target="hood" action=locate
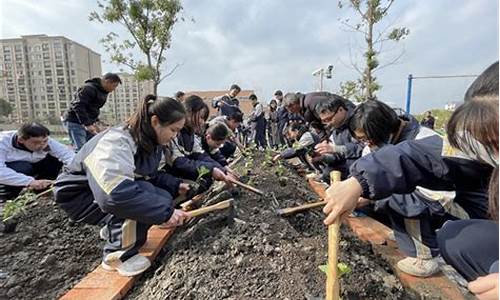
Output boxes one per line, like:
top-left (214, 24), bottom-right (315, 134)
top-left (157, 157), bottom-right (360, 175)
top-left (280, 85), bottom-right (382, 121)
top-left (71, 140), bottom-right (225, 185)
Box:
top-left (84, 77), bottom-right (107, 93)
top-left (398, 115), bottom-right (420, 142)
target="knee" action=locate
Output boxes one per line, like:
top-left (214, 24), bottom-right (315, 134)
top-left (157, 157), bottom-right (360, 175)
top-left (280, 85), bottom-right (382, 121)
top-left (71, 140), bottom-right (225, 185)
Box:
top-left (6, 161), bottom-right (34, 176)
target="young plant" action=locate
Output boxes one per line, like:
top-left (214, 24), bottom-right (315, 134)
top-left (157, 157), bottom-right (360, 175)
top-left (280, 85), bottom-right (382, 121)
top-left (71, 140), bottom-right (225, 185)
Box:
top-left (318, 262), bottom-right (352, 277)
top-left (2, 191), bottom-right (38, 222)
top-left (196, 166), bottom-right (211, 182)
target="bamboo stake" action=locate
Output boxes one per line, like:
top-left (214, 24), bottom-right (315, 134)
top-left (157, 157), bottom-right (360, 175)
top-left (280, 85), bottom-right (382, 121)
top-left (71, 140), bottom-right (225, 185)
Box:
top-left (275, 200), bottom-right (325, 216)
top-left (186, 199), bottom-right (233, 218)
top-left (326, 171), bottom-right (342, 300)
top-left (227, 177), bottom-right (264, 195)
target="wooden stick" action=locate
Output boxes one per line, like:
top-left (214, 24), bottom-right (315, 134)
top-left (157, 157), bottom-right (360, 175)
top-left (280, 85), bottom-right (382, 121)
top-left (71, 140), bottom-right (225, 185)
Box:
top-left (186, 199), bottom-right (233, 218)
top-left (275, 200), bottom-right (325, 216)
top-left (227, 177), bottom-right (264, 195)
top-left (326, 171), bottom-right (342, 300)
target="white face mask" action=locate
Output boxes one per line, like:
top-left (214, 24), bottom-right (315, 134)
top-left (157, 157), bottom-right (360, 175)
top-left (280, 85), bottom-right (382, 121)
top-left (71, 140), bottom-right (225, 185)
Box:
top-left (457, 131), bottom-right (498, 168)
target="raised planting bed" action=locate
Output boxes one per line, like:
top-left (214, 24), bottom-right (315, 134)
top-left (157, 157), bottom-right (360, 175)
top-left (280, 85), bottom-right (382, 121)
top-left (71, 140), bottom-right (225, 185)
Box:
top-left (126, 153), bottom-right (415, 300)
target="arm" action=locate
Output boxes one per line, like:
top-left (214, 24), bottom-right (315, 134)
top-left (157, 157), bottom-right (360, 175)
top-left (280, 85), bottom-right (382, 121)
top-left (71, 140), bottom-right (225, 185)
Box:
top-left (48, 138), bottom-right (75, 165)
top-left (0, 148), bottom-right (34, 186)
top-left (148, 171), bottom-right (182, 198)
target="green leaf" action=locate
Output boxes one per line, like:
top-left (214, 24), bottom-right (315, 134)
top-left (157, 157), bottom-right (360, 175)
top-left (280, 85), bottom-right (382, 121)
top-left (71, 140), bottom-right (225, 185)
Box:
top-left (318, 263), bottom-right (352, 277)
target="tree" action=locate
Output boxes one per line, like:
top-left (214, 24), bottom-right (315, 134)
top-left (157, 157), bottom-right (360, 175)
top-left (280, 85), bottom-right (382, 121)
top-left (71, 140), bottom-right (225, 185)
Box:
top-left (90, 0), bottom-right (184, 95)
top-left (338, 80), bottom-right (363, 102)
top-left (0, 98), bottom-right (13, 117)
top-left (338, 0), bottom-right (409, 100)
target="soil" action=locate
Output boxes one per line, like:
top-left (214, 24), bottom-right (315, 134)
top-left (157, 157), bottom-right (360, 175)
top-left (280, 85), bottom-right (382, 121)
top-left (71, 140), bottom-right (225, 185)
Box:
top-left (0, 198), bottom-right (102, 300)
top-left (127, 154), bottom-right (416, 300)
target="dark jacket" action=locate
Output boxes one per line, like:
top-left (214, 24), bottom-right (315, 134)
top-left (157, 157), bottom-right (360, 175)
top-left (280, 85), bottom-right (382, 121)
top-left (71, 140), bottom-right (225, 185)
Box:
top-left (213, 95), bottom-right (240, 117)
top-left (351, 135), bottom-right (493, 219)
top-left (167, 128), bottom-right (223, 180)
top-left (54, 126), bottom-right (181, 225)
top-left (65, 78), bottom-right (109, 126)
top-left (299, 92), bottom-right (347, 124)
top-left (201, 136), bottom-right (228, 167)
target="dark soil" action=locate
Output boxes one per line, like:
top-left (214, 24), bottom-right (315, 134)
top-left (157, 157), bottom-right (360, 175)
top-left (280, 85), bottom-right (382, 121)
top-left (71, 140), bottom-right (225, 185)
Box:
top-left (127, 154), bottom-right (416, 300)
top-left (0, 198), bottom-right (102, 300)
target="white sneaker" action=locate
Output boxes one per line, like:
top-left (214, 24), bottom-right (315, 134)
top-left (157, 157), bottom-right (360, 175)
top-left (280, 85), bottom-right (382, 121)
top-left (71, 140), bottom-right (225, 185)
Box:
top-left (101, 252), bottom-right (151, 277)
top-left (99, 226), bottom-right (109, 240)
top-left (397, 257), bottom-right (439, 277)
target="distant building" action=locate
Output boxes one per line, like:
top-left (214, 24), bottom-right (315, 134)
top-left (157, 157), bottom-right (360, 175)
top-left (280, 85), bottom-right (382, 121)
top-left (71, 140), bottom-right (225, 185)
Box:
top-left (0, 34), bottom-right (102, 123)
top-left (100, 73), bottom-right (154, 124)
top-left (184, 90), bottom-right (255, 115)
top-left (445, 101), bottom-right (461, 111)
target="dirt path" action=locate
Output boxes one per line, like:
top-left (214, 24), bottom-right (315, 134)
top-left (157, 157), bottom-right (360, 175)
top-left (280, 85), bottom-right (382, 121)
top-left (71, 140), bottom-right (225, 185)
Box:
top-left (127, 154), bottom-right (415, 300)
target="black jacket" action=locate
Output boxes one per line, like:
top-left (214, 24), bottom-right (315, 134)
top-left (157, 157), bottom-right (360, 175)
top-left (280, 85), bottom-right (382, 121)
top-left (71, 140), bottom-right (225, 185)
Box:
top-left (65, 78), bottom-right (109, 126)
top-left (299, 92), bottom-right (347, 125)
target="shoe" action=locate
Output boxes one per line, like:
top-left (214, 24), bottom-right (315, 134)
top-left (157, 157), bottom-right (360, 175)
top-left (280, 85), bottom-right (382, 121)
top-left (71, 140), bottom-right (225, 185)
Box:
top-left (397, 257), bottom-right (439, 277)
top-left (99, 226), bottom-right (109, 240)
top-left (101, 252), bottom-right (151, 277)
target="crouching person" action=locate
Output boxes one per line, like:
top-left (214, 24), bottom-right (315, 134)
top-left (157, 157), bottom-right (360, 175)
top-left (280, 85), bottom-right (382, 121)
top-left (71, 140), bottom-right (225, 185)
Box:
top-left (55, 95), bottom-right (190, 277)
top-left (273, 123), bottom-right (321, 171)
top-left (208, 110), bottom-right (244, 159)
top-left (0, 122), bottom-right (74, 200)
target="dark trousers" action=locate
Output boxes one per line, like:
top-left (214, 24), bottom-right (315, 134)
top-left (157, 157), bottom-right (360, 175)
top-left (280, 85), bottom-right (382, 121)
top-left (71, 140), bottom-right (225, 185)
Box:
top-left (67, 121), bottom-right (94, 152)
top-left (437, 219), bottom-right (499, 281)
top-left (0, 155), bottom-right (63, 200)
top-left (102, 181), bottom-right (171, 261)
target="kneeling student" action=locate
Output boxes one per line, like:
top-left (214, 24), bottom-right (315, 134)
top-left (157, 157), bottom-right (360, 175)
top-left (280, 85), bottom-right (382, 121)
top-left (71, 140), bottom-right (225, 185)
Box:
top-left (0, 122), bottom-right (74, 200)
top-left (273, 123), bottom-right (321, 171)
top-left (55, 95), bottom-right (190, 277)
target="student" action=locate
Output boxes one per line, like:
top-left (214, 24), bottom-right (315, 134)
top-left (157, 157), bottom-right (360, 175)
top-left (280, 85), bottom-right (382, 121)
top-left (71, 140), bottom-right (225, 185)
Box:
top-left (55, 95), bottom-right (190, 277)
top-left (267, 99), bottom-right (279, 148)
top-left (275, 90), bottom-right (288, 145)
top-left (322, 62), bottom-right (498, 297)
top-left (167, 95), bottom-right (235, 188)
top-left (0, 122), bottom-right (74, 200)
top-left (313, 98), bottom-right (364, 180)
top-left (420, 111), bottom-right (435, 130)
top-left (212, 84), bottom-right (241, 117)
top-left (209, 110), bottom-right (244, 159)
top-left (249, 94), bottom-right (267, 150)
top-left (175, 91), bottom-right (185, 102)
top-left (348, 100), bottom-right (461, 277)
top-left (273, 122), bottom-right (321, 171)
top-left (65, 73), bottom-right (121, 151)
top-left (201, 123), bottom-right (231, 167)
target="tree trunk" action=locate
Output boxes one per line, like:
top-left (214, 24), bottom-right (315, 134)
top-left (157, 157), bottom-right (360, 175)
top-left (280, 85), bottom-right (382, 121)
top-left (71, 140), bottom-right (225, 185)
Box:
top-left (365, 2), bottom-right (374, 100)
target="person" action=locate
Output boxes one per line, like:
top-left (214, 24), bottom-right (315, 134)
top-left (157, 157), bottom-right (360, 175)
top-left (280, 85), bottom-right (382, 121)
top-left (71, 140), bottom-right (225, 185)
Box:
top-left (166, 95), bottom-right (236, 190)
top-left (175, 91), bottom-right (185, 102)
top-left (201, 123), bottom-right (231, 168)
top-left (282, 91), bottom-right (347, 138)
top-left (273, 122), bottom-right (321, 171)
top-left (348, 100), bottom-right (463, 277)
top-left (313, 98), bottom-right (364, 180)
top-left (65, 73), bottom-right (122, 151)
top-left (420, 111), bottom-right (435, 130)
top-left (267, 99), bottom-right (279, 148)
top-left (249, 94), bottom-right (267, 150)
top-left (0, 122), bottom-right (74, 201)
top-left (55, 95), bottom-right (190, 277)
top-left (209, 110), bottom-right (244, 159)
top-left (212, 84), bottom-right (241, 117)
top-left (322, 62), bottom-right (498, 298)
top-left (275, 90), bottom-right (287, 146)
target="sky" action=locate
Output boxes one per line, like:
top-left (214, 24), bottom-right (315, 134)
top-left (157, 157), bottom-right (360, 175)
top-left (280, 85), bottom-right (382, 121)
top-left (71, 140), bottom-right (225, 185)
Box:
top-left (1, 0), bottom-right (498, 113)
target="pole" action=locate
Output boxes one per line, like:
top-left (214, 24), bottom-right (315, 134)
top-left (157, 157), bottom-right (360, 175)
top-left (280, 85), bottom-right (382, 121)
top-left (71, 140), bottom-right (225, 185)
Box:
top-left (405, 74), bottom-right (413, 115)
top-left (326, 171), bottom-right (342, 300)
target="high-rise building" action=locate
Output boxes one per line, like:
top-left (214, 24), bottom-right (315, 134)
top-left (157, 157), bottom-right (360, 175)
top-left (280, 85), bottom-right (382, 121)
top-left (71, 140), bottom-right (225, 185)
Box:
top-left (0, 34), bottom-right (101, 123)
top-left (100, 73), bottom-right (154, 124)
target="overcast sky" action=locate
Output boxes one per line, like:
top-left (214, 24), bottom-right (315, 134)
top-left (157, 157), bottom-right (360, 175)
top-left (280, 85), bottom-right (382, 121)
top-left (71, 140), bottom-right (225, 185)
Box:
top-left (1, 0), bottom-right (498, 113)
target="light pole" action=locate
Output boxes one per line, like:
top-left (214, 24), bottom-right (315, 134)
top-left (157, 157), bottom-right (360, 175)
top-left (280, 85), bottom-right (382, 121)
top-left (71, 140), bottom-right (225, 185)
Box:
top-left (312, 65), bottom-right (333, 92)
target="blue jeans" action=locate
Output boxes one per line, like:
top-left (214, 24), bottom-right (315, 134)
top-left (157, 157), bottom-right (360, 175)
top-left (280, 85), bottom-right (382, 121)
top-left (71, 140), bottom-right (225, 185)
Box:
top-left (67, 121), bottom-right (94, 152)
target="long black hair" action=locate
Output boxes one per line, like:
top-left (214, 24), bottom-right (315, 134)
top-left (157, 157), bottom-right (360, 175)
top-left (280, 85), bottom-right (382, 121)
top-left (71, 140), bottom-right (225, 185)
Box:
top-left (184, 95), bottom-right (209, 134)
top-left (127, 94), bottom-right (186, 154)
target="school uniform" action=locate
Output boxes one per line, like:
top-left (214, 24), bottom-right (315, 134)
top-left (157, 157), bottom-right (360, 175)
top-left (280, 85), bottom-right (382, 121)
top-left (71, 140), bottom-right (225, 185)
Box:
top-left (0, 131), bottom-right (74, 199)
top-left (54, 126), bottom-right (182, 262)
top-left (209, 116), bottom-right (237, 159)
top-left (249, 102), bottom-right (267, 149)
top-left (280, 131), bottom-right (321, 171)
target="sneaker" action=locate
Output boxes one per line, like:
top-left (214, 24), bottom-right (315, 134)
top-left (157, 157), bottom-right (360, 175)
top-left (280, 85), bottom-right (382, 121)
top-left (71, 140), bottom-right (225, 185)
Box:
top-left (101, 252), bottom-right (151, 277)
top-left (397, 257), bottom-right (439, 277)
top-left (99, 226), bottom-right (109, 241)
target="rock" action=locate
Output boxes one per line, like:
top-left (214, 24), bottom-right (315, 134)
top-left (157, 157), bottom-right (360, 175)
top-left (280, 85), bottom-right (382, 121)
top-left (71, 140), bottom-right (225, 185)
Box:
top-left (264, 244), bottom-right (274, 256)
top-left (21, 235), bottom-right (32, 245)
top-left (7, 286), bottom-right (22, 298)
top-left (40, 254), bottom-right (57, 266)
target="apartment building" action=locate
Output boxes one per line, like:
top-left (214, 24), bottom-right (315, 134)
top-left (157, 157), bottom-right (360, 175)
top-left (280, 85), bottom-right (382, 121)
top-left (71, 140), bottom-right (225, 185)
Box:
top-left (101, 73), bottom-right (155, 124)
top-left (0, 34), bottom-right (101, 123)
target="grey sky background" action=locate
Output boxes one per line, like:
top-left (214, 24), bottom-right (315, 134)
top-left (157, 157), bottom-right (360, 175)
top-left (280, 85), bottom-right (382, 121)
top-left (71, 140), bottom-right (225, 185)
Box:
top-left (1, 0), bottom-right (498, 113)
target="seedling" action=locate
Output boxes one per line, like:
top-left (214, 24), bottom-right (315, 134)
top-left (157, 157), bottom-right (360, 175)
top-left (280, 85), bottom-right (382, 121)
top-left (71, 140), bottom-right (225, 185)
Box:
top-left (2, 189), bottom-right (53, 222)
top-left (318, 263), bottom-right (351, 278)
top-left (196, 166), bottom-right (211, 182)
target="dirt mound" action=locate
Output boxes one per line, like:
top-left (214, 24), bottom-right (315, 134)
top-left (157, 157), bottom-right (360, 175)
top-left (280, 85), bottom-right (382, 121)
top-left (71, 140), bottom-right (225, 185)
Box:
top-left (0, 198), bottom-right (102, 299)
top-left (127, 155), bottom-right (415, 300)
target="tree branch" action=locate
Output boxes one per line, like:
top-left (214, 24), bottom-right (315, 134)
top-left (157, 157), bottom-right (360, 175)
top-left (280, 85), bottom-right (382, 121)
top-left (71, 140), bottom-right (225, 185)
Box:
top-left (159, 62), bottom-right (183, 82)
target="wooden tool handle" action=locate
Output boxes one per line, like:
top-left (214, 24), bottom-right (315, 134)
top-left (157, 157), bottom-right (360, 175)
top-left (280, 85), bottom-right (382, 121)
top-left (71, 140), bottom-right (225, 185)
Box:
top-left (326, 171), bottom-right (342, 300)
top-left (276, 200), bottom-right (325, 216)
top-left (186, 199), bottom-right (233, 218)
top-left (228, 178), bottom-right (264, 195)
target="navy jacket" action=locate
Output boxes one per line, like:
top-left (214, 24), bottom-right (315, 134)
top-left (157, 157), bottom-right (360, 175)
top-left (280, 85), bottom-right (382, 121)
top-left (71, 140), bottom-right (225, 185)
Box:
top-left (65, 78), bottom-right (109, 126)
top-left (201, 136), bottom-right (228, 167)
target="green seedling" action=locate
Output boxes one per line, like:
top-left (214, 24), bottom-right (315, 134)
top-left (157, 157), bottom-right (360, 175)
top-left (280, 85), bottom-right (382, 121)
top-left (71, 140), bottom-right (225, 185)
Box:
top-left (3, 191), bottom-right (38, 222)
top-left (318, 262), bottom-right (351, 277)
top-left (196, 166), bottom-right (211, 182)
